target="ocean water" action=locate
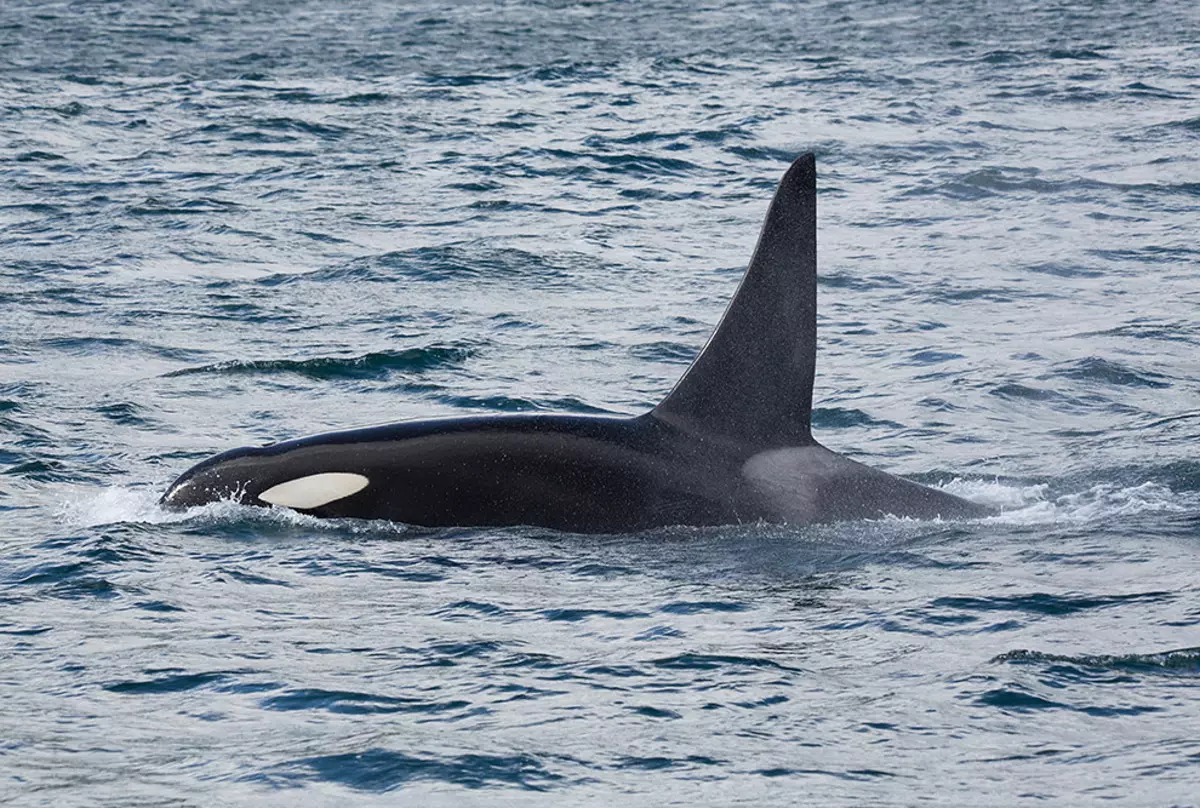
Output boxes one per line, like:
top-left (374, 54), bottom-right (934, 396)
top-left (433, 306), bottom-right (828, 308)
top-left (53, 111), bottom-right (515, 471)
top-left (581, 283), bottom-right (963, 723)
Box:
top-left (3, 0), bottom-right (1199, 804)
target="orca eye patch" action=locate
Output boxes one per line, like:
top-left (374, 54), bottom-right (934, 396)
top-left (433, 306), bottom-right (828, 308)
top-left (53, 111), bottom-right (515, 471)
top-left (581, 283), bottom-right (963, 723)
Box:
top-left (258, 473), bottom-right (370, 509)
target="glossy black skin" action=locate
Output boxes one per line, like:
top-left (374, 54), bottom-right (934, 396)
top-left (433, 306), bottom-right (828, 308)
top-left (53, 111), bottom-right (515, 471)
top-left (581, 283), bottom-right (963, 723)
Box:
top-left (162, 413), bottom-right (759, 531)
top-left (161, 410), bottom-right (990, 531)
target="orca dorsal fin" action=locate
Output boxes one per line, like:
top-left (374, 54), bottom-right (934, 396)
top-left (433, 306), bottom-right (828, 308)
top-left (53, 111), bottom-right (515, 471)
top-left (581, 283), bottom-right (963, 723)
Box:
top-left (651, 153), bottom-right (817, 448)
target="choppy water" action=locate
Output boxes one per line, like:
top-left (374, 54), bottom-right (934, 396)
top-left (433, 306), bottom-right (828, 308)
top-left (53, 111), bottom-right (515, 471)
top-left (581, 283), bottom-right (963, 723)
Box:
top-left (3, 1), bottom-right (1200, 805)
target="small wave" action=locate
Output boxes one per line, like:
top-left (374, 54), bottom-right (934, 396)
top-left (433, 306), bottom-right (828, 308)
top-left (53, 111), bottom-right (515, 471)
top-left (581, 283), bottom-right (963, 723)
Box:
top-left (1071, 320), bottom-right (1197, 344)
top-left (981, 49), bottom-right (1025, 65)
top-left (590, 152), bottom-right (700, 177)
top-left (52, 100), bottom-right (88, 116)
top-left (7, 555), bottom-right (121, 601)
top-left (994, 647), bottom-right (1200, 676)
top-left (261, 688), bottom-right (469, 715)
top-left (540, 607), bottom-right (649, 622)
top-left (3, 459), bottom-right (73, 483)
top-left (628, 341), bottom-right (696, 364)
top-left (818, 271), bottom-right (906, 291)
top-left (1046, 47), bottom-right (1110, 60)
top-left (905, 349), bottom-right (965, 365)
top-left (128, 196), bottom-right (242, 216)
top-left (617, 755), bottom-right (724, 771)
top-left (105, 670), bottom-right (233, 695)
top-left (432, 394), bottom-right (614, 414)
top-left (724, 144), bottom-right (803, 163)
top-left (419, 72), bottom-right (510, 86)
top-left (1123, 81), bottom-right (1188, 100)
top-left (258, 244), bottom-right (601, 285)
top-left (1025, 261), bottom-right (1104, 279)
top-left (164, 345), bottom-right (474, 380)
top-left (434, 600), bottom-right (508, 618)
top-left (988, 382), bottom-right (1064, 402)
top-left (523, 61), bottom-right (613, 83)
top-left (251, 748), bottom-right (563, 792)
top-left (659, 600), bottom-right (749, 615)
top-left (1052, 356), bottom-right (1171, 389)
top-left (15, 150), bottom-right (66, 162)
top-left (1154, 115), bottom-right (1200, 133)
top-left (898, 166), bottom-right (1178, 202)
top-left (649, 653), bottom-right (803, 673)
top-left (334, 91), bottom-right (392, 105)
top-left (939, 479), bottom-right (1195, 524)
top-left (1086, 244), bottom-right (1200, 264)
top-left (933, 591), bottom-right (1170, 617)
top-left (203, 116), bottom-right (352, 141)
top-left (811, 407), bottom-right (902, 430)
top-left (619, 185), bottom-right (707, 202)
top-left (96, 401), bottom-right (149, 425)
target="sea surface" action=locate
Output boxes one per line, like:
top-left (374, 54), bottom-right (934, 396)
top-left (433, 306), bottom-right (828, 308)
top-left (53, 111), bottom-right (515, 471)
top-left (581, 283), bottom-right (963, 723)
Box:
top-left (2, 1), bottom-right (1199, 805)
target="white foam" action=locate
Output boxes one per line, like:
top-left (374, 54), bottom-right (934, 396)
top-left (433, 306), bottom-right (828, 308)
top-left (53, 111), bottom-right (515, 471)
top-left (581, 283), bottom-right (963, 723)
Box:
top-left (937, 478), bottom-right (1194, 526)
top-left (58, 486), bottom-right (194, 528)
top-left (938, 478), bottom-right (1049, 511)
top-left (56, 485), bottom-right (405, 534)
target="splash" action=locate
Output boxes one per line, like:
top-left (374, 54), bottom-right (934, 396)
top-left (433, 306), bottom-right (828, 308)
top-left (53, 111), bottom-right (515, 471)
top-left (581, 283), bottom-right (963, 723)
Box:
top-left (57, 486), bottom-right (189, 527)
top-left (939, 478), bottom-right (1194, 525)
top-left (56, 486), bottom-right (409, 534)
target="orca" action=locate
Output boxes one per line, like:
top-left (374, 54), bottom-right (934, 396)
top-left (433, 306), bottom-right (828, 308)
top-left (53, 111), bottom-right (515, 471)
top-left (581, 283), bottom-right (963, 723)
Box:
top-left (160, 154), bottom-right (990, 531)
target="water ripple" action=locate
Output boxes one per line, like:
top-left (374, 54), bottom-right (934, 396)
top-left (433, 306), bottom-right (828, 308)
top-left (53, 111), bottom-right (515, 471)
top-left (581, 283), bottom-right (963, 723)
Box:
top-left (164, 345), bottom-right (475, 380)
top-left (3, 1), bottom-right (1199, 805)
top-left (256, 748), bottom-right (565, 792)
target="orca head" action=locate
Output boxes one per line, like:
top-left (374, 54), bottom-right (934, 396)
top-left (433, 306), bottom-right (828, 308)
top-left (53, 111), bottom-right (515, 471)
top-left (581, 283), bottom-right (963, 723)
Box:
top-left (160, 445), bottom-right (270, 509)
top-left (159, 444), bottom-right (370, 513)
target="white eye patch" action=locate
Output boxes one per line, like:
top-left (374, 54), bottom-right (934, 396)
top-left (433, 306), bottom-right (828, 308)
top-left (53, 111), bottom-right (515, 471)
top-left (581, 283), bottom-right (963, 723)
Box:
top-left (258, 473), bottom-right (370, 510)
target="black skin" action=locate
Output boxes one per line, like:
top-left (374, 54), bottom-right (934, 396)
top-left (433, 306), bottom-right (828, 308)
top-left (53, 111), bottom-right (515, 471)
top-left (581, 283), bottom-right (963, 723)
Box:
top-left (162, 413), bottom-right (757, 531)
top-left (160, 411), bottom-right (989, 532)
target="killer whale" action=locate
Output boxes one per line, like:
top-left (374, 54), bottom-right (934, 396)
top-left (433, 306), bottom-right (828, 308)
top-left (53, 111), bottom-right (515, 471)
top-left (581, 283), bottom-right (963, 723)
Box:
top-left (161, 154), bottom-right (990, 530)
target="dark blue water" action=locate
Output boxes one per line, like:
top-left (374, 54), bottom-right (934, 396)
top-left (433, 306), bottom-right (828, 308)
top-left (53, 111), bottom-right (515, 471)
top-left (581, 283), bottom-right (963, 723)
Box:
top-left (3, 1), bottom-right (1199, 804)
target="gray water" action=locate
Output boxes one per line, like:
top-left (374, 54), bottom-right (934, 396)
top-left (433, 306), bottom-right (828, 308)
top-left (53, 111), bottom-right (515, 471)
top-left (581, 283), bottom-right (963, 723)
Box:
top-left (2, 1), bottom-right (1199, 805)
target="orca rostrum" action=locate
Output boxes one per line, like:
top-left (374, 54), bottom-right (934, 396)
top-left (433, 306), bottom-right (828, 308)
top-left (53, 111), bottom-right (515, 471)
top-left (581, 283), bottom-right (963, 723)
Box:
top-left (161, 154), bottom-right (991, 531)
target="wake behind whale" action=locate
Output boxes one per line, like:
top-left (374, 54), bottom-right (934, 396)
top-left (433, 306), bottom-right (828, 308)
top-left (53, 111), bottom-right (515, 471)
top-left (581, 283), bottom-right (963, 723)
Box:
top-left (160, 155), bottom-right (990, 531)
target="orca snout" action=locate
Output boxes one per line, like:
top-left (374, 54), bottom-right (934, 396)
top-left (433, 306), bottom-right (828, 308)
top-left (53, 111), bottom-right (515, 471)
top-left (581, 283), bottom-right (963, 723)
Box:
top-left (159, 445), bottom-right (269, 510)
